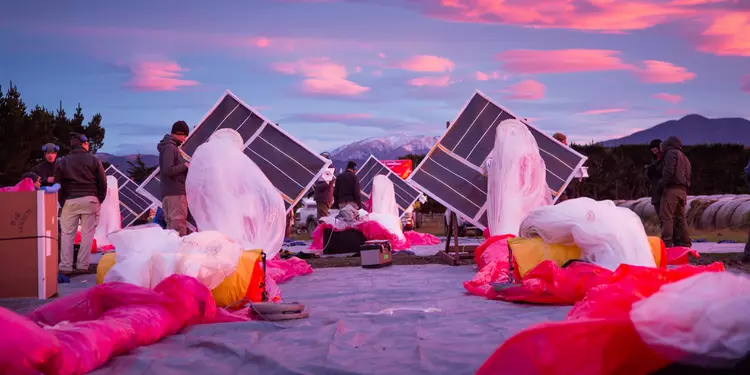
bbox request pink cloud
[271,58,369,97]
[696,12,750,56]
[496,49,695,84]
[402,0,696,32]
[496,49,632,74]
[577,108,627,115]
[742,75,750,94]
[400,55,455,72]
[653,93,684,103]
[252,37,270,48]
[124,60,199,92]
[372,70,383,77]
[378,52,387,58]
[635,61,696,83]
[475,70,503,81]
[355,66,363,73]
[408,75,455,87]
[503,79,546,101]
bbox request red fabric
[3,275,246,375]
[476,262,726,375]
[665,246,699,265]
[403,231,440,246]
[474,234,514,268]
[0,178,36,193]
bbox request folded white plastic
[519,197,656,270]
[369,175,405,241]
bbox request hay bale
[688,198,717,229]
[642,202,658,219]
[620,199,641,211]
[715,198,750,229]
[730,200,750,227]
[699,197,735,230]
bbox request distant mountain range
[98,114,750,175]
[96,153,159,172]
[601,114,750,146]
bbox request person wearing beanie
[55,132,107,275]
[312,152,335,219]
[658,136,692,248]
[32,142,60,187]
[333,160,362,210]
[158,120,191,236]
[645,139,664,217]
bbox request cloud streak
[496,49,696,83]
[408,75,455,87]
[271,57,370,97]
[503,79,546,101]
[123,60,199,92]
[577,108,627,115]
[399,55,455,72]
[653,93,684,103]
[283,112,431,131]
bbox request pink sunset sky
[1,0,749,154]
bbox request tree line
[400,143,750,214]
[0,83,106,186]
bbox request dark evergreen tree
[126,153,156,184]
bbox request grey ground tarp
[91,265,571,375]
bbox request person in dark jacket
[552,132,574,203]
[55,133,107,275]
[32,143,59,187]
[313,152,334,219]
[658,136,692,248]
[333,161,362,210]
[158,120,191,236]
[645,139,664,217]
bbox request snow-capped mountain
[330,134,439,166]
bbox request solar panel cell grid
[137,91,331,214]
[354,155,424,219]
[407,91,587,230]
[105,166,154,228]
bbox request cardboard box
[0,191,58,299]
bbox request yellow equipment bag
[96,252,117,284]
[509,236,665,278]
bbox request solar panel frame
[137,90,331,216]
[356,155,424,218]
[407,90,588,230]
[105,165,155,228]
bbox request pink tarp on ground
[1,275,247,375]
[310,221,439,251]
[0,177,35,193]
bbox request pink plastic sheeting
[267,256,314,284]
[403,231,441,246]
[0,177,36,192]
[1,275,246,375]
[476,263,732,375]
[464,236,513,297]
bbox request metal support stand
[438,212,477,266]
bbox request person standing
[552,132,574,203]
[158,120,191,236]
[658,136,692,248]
[743,159,750,263]
[32,143,60,187]
[55,133,107,275]
[333,161,362,210]
[645,139,664,218]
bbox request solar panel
[137,90,331,215]
[407,91,588,230]
[105,165,155,228]
[356,155,424,217]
